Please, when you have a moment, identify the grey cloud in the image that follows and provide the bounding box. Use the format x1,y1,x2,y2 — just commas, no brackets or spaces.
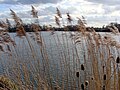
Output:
87,15,120,24
22,15,54,25
39,16,54,22
101,5,115,14
100,4,120,15
86,18,113,27
39,6,56,16
38,6,77,16
114,5,120,10
0,12,11,19
0,0,62,4
85,0,120,5
17,11,32,18
84,0,120,15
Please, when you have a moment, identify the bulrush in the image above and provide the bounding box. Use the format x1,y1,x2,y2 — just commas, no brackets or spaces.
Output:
116,56,120,63
103,74,106,80
103,35,112,44
85,81,89,86
76,71,80,77
103,66,105,69
91,77,94,80
102,85,105,90
81,84,84,90
81,64,85,71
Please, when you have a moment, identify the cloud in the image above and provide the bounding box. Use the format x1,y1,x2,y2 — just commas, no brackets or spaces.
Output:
85,0,120,5
0,0,120,27
0,0,62,4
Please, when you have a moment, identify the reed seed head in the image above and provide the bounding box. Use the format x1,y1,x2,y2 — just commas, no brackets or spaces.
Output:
91,77,94,80
102,85,105,90
81,84,84,90
103,74,106,80
103,66,105,69
16,25,26,37
76,71,79,77
104,36,107,39
31,5,38,18
55,16,60,27
66,12,72,23
56,8,62,18
85,81,89,86
81,64,85,71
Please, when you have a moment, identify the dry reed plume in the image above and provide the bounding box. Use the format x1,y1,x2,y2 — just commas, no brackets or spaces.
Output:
0,6,120,90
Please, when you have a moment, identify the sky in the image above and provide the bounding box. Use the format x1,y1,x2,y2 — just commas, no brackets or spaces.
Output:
0,0,120,27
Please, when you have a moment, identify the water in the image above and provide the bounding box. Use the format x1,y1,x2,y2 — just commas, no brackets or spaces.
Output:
0,31,120,89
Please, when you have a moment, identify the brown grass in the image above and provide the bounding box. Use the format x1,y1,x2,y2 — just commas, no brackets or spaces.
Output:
0,6,120,90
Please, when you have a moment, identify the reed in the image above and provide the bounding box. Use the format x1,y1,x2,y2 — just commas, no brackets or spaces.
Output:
0,6,120,90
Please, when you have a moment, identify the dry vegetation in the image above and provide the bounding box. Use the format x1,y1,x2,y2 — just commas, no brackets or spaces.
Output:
0,6,120,90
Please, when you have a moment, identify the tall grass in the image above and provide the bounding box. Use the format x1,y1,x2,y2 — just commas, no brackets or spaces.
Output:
0,6,120,90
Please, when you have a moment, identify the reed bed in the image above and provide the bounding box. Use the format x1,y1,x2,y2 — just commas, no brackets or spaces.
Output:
0,6,120,90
